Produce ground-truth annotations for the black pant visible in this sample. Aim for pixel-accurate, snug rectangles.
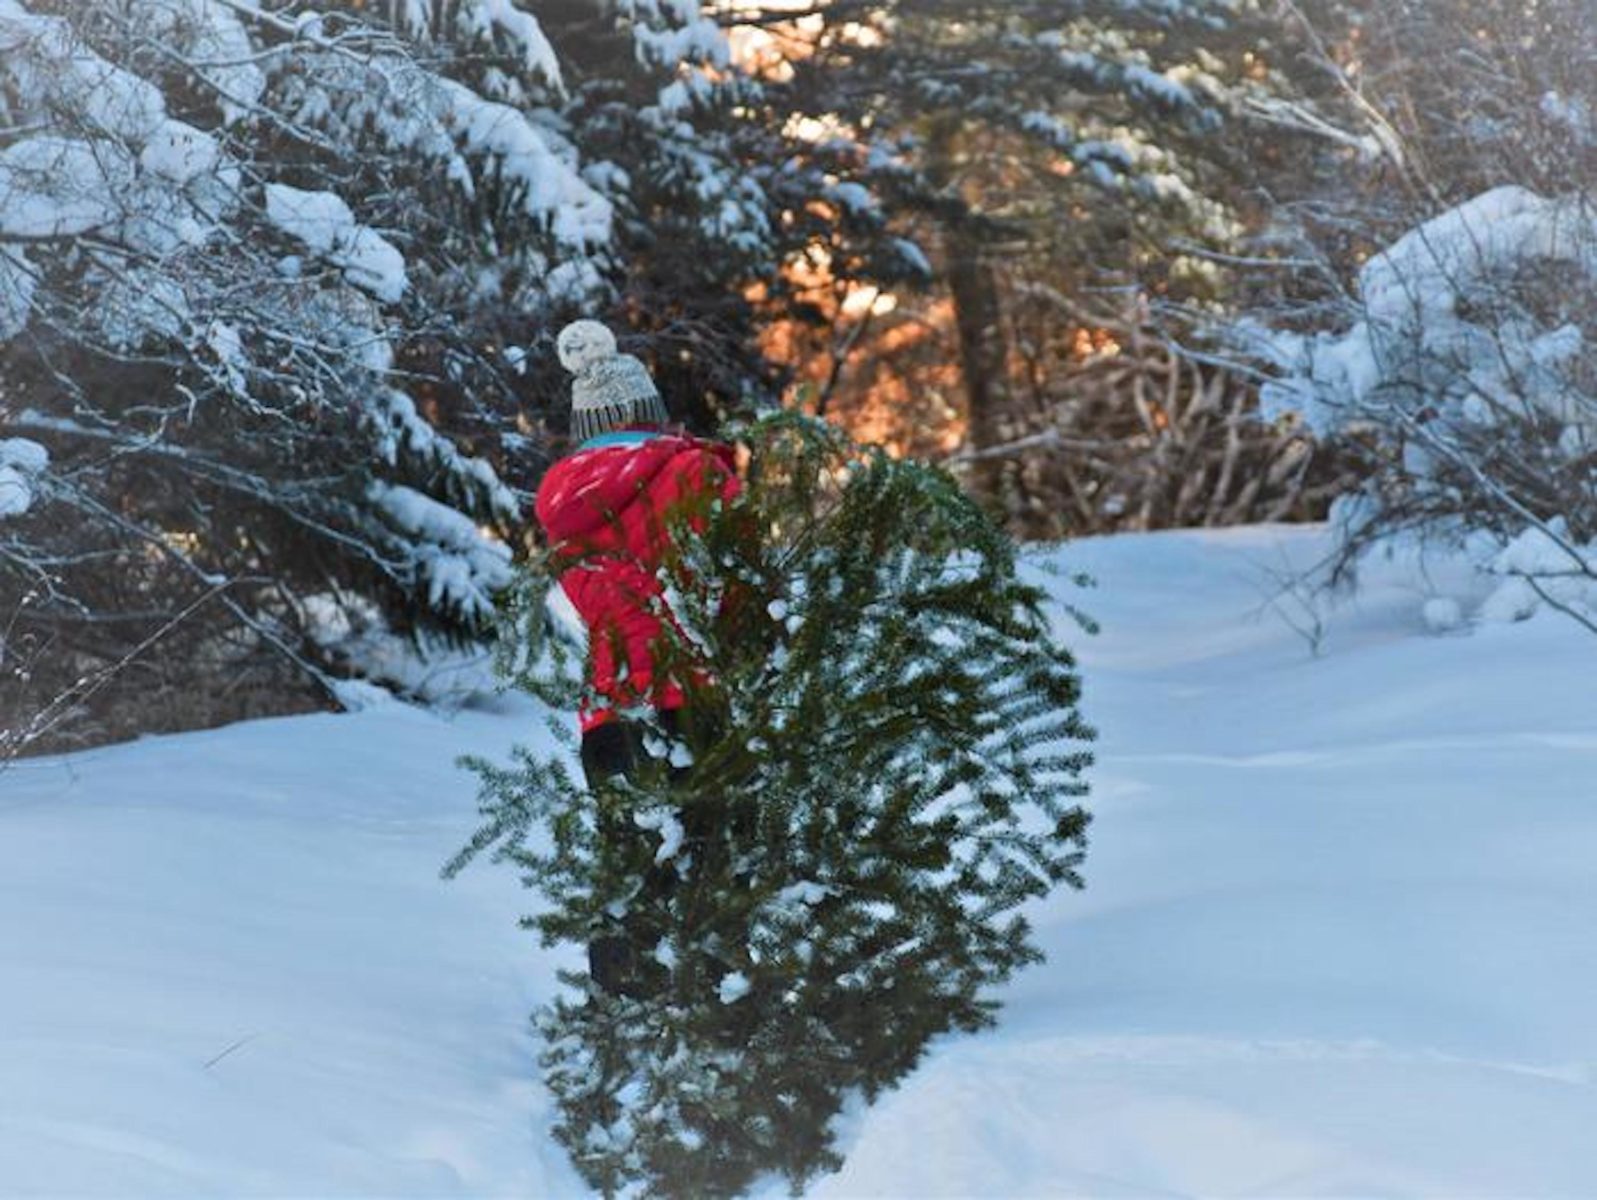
[580,709,678,786]
[580,708,755,999]
[580,711,688,999]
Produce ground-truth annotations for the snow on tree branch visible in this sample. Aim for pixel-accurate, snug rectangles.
[264,184,408,302]
[0,439,47,520]
[1249,186,1597,631]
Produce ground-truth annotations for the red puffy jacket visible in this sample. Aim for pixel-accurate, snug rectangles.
[534,428,740,731]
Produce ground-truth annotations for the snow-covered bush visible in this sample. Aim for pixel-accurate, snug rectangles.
[1254,186,1597,631]
[449,413,1094,1198]
[0,0,601,744]
[1228,0,1597,632]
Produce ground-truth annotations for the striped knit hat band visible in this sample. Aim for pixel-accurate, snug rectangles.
[557,319,669,441]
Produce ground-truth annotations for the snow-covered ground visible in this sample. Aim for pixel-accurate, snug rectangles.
[3,524,1595,1197]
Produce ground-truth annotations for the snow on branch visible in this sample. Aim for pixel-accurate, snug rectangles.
[621,0,731,69]
[135,0,267,124]
[264,184,408,302]
[266,50,611,250]
[386,0,565,95]
[0,1,166,141]
[0,439,48,520]
[369,481,513,620]
[0,247,33,338]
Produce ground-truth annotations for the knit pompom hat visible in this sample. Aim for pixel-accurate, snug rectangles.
[557,319,670,441]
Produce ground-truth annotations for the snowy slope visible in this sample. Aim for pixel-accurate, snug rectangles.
[0,697,584,1196]
[4,525,1596,1197]
[803,527,1597,1199]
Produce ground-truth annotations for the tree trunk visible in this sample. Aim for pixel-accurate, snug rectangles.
[925,115,1034,527]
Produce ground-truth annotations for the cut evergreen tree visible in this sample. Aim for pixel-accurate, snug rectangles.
[449,412,1094,1198]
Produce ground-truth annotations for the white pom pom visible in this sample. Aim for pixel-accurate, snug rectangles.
[556,319,618,374]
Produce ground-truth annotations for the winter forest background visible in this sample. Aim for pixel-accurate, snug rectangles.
[6,0,1594,755]
[4,1,1597,1197]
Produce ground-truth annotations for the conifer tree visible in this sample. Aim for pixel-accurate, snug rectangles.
[0,0,612,744]
[450,413,1095,1198]
[749,0,1337,526]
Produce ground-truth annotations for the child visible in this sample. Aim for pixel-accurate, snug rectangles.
[534,320,741,996]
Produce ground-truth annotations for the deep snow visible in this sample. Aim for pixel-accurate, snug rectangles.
[3,524,1596,1197]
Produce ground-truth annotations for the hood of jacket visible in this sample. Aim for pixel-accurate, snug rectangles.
[534,430,737,545]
